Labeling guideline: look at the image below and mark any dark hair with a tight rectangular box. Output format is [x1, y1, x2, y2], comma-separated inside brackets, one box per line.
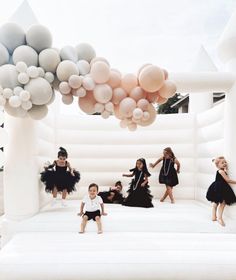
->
[133, 158, 151, 177]
[88, 183, 99, 191]
[164, 147, 175, 160]
[58, 147, 68, 158]
[115, 181, 123, 189]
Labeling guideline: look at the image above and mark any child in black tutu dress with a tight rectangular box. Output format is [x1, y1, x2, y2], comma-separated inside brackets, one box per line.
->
[40, 147, 80, 206]
[206, 156, 236, 226]
[150, 147, 180, 204]
[98, 181, 124, 204]
[122, 158, 153, 208]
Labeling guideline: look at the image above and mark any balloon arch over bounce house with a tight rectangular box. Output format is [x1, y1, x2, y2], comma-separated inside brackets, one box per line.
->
[2, 2, 236, 279]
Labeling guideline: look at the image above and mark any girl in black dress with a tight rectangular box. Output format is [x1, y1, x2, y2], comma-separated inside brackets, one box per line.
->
[206, 156, 236, 226]
[40, 147, 80, 206]
[98, 181, 124, 204]
[122, 158, 153, 208]
[150, 147, 180, 204]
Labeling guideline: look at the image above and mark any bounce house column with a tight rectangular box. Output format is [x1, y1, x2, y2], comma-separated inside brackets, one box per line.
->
[3, 116, 39, 220]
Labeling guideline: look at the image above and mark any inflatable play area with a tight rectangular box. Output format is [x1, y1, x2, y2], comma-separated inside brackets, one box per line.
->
[1, 1, 236, 279]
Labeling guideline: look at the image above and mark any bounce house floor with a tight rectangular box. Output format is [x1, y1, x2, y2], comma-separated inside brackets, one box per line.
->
[1, 200, 236, 280]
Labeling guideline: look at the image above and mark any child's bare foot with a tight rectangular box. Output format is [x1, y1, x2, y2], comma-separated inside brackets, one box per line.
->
[217, 218, 225, 227]
[171, 199, 175, 204]
[212, 216, 217, 221]
[160, 198, 165, 202]
[79, 230, 85, 234]
[97, 230, 103, 234]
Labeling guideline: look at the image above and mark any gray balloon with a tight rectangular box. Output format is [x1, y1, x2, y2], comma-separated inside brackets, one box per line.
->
[60, 46, 78, 62]
[12, 45, 38, 66]
[75, 43, 96, 62]
[28, 104, 48, 120]
[4, 101, 27, 118]
[0, 64, 20, 89]
[0, 22, 25, 54]
[0, 43, 9, 66]
[26, 24, 52, 53]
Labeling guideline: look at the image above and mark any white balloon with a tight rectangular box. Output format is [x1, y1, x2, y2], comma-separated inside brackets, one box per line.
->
[4, 102, 27, 117]
[62, 94, 74, 105]
[15, 61, 27, 73]
[94, 84, 112, 104]
[38, 67, 45, 77]
[18, 72, 29, 84]
[12, 45, 38, 66]
[28, 104, 48, 120]
[77, 60, 90, 75]
[76, 43, 96, 62]
[132, 108, 143, 120]
[0, 64, 21, 89]
[76, 87, 86, 97]
[68, 75, 82, 89]
[90, 57, 110, 66]
[46, 91, 55, 105]
[82, 76, 95, 91]
[0, 22, 25, 54]
[0, 96, 6, 106]
[0, 43, 10, 66]
[26, 24, 52, 53]
[94, 102, 105, 113]
[105, 102, 114, 112]
[59, 81, 71, 94]
[44, 72, 54, 83]
[3, 88, 13, 99]
[9, 95, 21, 107]
[27, 66, 39, 78]
[21, 100, 32, 110]
[20, 90, 30, 101]
[39, 48, 61, 73]
[25, 77, 53, 105]
[56, 60, 79, 81]
[13, 86, 23, 95]
[60, 46, 78, 62]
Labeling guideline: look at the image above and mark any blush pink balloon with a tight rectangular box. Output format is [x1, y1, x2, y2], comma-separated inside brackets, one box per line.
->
[137, 98, 149, 111]
[121, 73, 138, 92]
[137, 63, 152, 76]
[114, 104, 123, 120]
[94, 84, 112, 104]
[62, 94, 73, 105]
[90, 61, 110, 84]
[129, 86, 146, 101]
[78, 91, 96, 114]
[158, 81, 177, 98]
[146, 91, 159, 103]
[119, 97, 136, 118]
[137, 104, 156, 126]
[163, 69, 168, 80]
[139, 65, 165, 92]
[156, 95, 168, 104]
[107, 70, 121, 88]
[112, 87, 127, 105]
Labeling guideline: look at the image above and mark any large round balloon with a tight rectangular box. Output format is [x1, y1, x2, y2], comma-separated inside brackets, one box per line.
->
[90, 61, 110, 84]
[77, 60, 90, 75]
[4, 101, 27, 118]
[129, 86, 146, 101]
[0, 64, 20, 89]
[158, 80, 176, 98]
[119, 97, 136, 118]
[25, 77, 53, 105]
[39, 48, 61, 73]
[78, 91, 96, 114]
[76, 43, 96, 62]
[94, 84, 112, 104]
[0, 22, 25, 54]
[139, 65, 165, 92]
[107, 70, 121, 88]
[121, 73, 138, 92]
[26, 24, 52, 53]
[112, 87, 127, 105]
[28, 104, 48, 120]
[56, 60, 79, 81]
[0, 43, 9, 66]
[12, 45, 38, 67]
[60, 46, 78, 62]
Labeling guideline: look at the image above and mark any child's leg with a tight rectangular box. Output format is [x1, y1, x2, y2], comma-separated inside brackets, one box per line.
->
[217, 202, 226, 226]
[167, 186, 175, 203]
[52, 186, 57, 198]
[79, 215, 88, 233]
[212, 203, 218, 221]
[160, 187, 168, 202]
[61, 189, 67, 206]
[95, 216, 102, 234]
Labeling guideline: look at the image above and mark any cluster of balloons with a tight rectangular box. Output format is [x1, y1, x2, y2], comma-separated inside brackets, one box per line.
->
[0, 110, 7, 167]
[0, 22, 177, 130]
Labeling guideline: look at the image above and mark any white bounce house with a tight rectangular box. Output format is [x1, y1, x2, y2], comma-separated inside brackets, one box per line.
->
[1, 2, 236, 280]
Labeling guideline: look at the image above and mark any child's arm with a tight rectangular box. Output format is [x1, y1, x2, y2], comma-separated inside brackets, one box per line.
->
[150, 157, 163, 168]
[122, 173, 134, 177]
[78, 202, 85, 216]
[100, 203, 107, 216]
[219, 170, 236, 184]
[175, 158, 180, 173]
[141, 174, 149, 187]
[67, 162, 75, 176]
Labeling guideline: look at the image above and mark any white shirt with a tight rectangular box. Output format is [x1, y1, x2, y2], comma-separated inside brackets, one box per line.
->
[82, 195, 103, 212]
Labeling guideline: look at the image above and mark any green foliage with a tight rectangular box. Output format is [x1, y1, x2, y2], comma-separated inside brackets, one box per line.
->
[157, 93, 181, 114]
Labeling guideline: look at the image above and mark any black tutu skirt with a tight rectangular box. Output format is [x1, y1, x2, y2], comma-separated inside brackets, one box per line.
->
[206, 181, 236, 205]
[40, 169, 80, 194]
[122, 181, 153, 208]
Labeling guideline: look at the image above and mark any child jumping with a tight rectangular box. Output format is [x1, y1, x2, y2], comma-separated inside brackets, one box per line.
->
[79, 183, 107, 234]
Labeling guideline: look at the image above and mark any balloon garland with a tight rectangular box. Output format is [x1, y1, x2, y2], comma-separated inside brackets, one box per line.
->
[0, 22, 176, 130]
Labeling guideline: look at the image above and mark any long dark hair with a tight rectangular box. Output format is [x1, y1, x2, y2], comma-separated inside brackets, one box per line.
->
[130, 158, 151, 177]
[164, 147, 175, 160]
[115, 181, 123, 189]
[58, 147, 68, 158]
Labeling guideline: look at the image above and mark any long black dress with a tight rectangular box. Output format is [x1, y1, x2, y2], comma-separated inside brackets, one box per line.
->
[98, 189, 124, 204]
[40, 161, 80, 194]
[122, 168, 153, 208]
[159, 158, 178, 187]
[206, 170, 236, 205]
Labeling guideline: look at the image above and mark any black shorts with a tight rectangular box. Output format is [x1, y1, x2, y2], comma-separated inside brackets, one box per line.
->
[84, 210, 101, 221]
